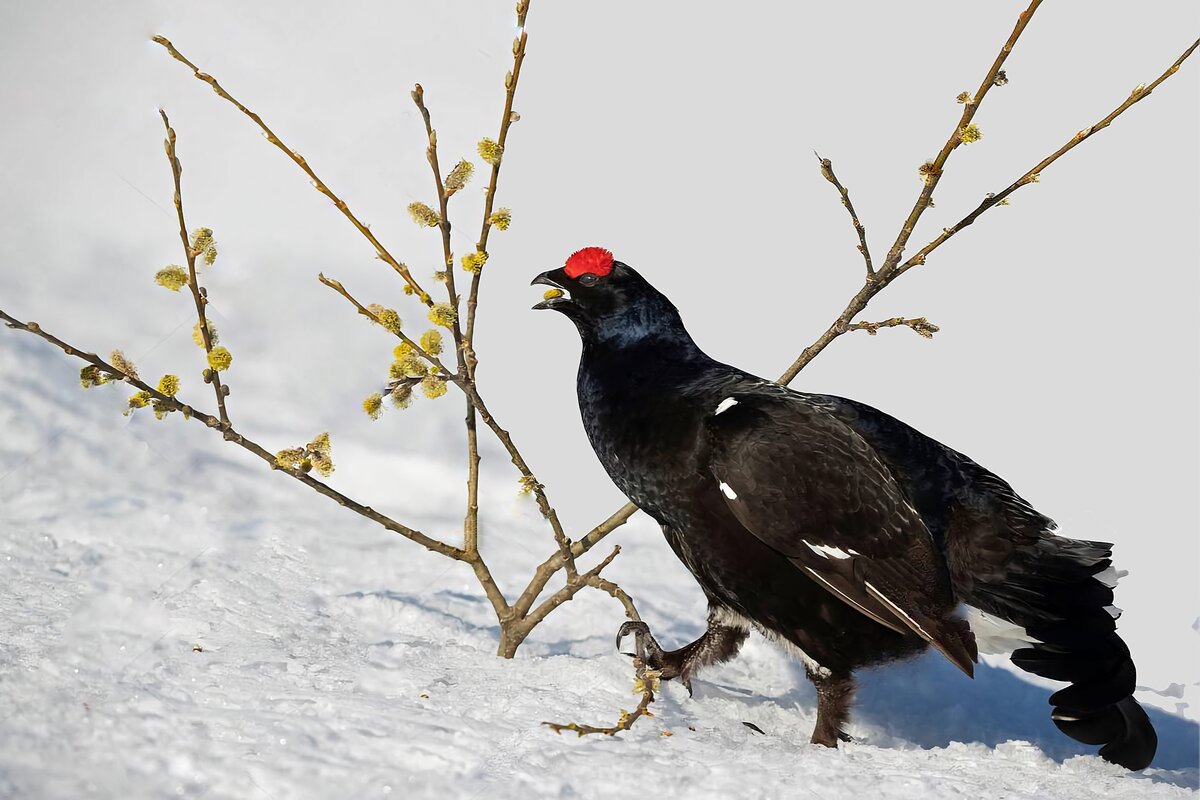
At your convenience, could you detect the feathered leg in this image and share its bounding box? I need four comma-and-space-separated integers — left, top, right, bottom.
616, 607, 748, 694
809, 671, 856, 747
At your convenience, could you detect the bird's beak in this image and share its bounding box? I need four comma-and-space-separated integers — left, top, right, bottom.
531, 269, 574, 311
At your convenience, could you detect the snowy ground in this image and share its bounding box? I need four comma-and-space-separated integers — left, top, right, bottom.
1, 332, 1197, 800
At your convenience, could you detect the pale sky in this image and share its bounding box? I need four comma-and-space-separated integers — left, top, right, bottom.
0, 2, 1196, 695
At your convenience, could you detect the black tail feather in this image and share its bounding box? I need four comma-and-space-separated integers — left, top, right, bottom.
954, 520, 1156, 769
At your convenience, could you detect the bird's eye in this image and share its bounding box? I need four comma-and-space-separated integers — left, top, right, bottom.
577, 274, 599, 287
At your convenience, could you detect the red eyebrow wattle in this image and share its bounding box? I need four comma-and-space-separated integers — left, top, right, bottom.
564, 247, 614, 278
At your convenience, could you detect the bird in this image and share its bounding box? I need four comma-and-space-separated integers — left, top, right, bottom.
531, 246, 1157, 770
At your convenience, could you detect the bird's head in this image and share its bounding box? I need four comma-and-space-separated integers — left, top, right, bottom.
531, 247, 685, 346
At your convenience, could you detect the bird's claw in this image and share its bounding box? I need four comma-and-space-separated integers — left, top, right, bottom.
615, 620, 666, 667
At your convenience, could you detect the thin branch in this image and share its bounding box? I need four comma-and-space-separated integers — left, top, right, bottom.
460, 383, 579, 581
463, 0, 531, 372
317, 273, 455, 377
160, 110, 231, 428
893, 35, 1200, 279
816, 152, 874, 277
847, 316, 939, 338
879, 0, 1043, 275
152, 36, 434, 306
319, 270, 578, 579
409, 83, 483, 557
0, 308, 462, 560
519, 546, 621, 637
543, 653, 658, 737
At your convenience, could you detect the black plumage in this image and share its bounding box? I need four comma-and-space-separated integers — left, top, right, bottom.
532, 250, 1156, 770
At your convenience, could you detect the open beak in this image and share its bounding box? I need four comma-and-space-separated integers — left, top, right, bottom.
531, 269, 574, 311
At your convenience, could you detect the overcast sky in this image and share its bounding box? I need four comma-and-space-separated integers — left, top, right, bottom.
0, 2, 1196, 693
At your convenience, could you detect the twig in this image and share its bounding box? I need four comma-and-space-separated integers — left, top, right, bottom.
817, 153, 874, 277
316, 273, 454, 376
893, 35, 1200, 279
776, 20, 1196, 387
543, 654, 658, 737
847, 316, 939, 338
463, 0, 531, 372
879, 0, 1044, 274
152, 36, 434, 306
0, 308, 462, 560
409, 83, 483, 558
160, 110, 230, 428
319, 270, 579, 580
519, 545, 621, 634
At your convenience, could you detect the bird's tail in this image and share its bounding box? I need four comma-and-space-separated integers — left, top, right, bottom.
952, 524, 1157, 770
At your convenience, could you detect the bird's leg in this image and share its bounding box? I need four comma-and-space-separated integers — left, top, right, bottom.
616, 608, 748, 695
808, 670, 857, 747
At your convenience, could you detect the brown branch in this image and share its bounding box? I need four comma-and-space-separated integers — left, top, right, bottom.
160, 110, 231, 428
459, 383, 579, 581
817, 152, 874, 277
847, 316, 939, 338
0, 307, 463, 561
463, 0, 530, 373
408, 83, 483, 557
879, 0, 1042, 275
893, 35, 1200, 279
543, 653, 658, 737
316, 273, 578, 594
151, 36, 434, 306
317, 273, 454, 377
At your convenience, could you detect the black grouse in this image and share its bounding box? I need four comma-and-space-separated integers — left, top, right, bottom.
532, 247, 1157, 770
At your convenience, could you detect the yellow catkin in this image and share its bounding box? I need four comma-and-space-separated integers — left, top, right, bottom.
477, 138, 503, 166
376, 308, 403, 335
275, 447, 306, 469
444, 159, 475, 194
419, 329, 443, 356
363, 392, 384, 420
460, 251, 488, 273
155, 265, 189, 292
109, 350, 139, 380
390, 384, 414, 409
157, 374, 181, 397
420, 374, 448, 399
79, 365, 108, 388
488, 208, 512, 230
959, 124, 983, 144
206, 346, 232, 372
193, 322, 219, 347
407, 201, 441, 227
428, 303, 457, 329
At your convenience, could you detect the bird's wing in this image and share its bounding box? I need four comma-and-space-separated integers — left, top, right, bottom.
704, 393, 976, 675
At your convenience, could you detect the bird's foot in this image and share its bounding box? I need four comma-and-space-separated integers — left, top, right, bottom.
615, 621, 694, 695
809, 728, 855, 748
615, 620, 667, 665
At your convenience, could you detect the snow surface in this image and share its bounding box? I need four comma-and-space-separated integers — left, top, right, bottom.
2, 330, 1197, 800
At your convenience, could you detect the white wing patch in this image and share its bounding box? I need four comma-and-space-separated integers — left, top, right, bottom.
804, 541, 859, 560
799, 567, 908, 636
865, 581, 932, 640
961, 604, 1039, 655
714, 397, 739, 415
718, 481, 738, 499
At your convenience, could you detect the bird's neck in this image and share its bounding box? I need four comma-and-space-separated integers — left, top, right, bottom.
582, 300, 699, 353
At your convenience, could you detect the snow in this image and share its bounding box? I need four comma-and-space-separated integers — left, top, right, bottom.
1, 335, 1197, 800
